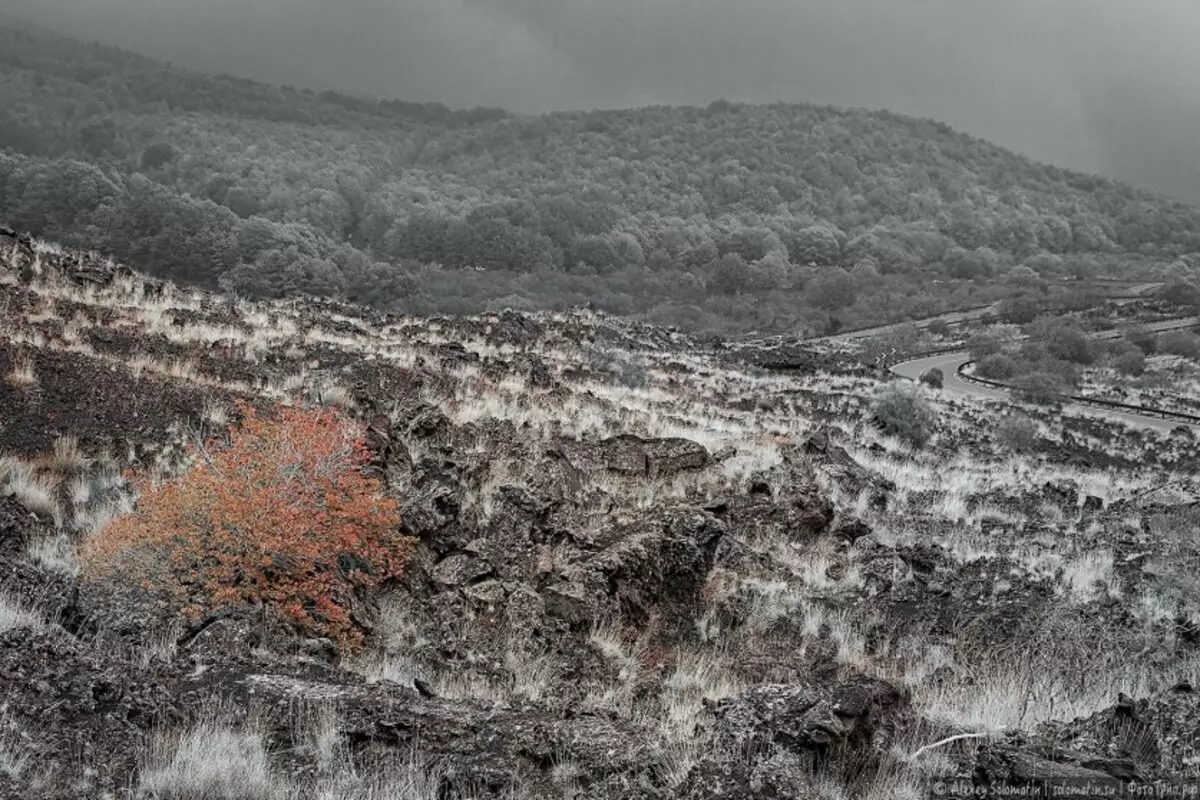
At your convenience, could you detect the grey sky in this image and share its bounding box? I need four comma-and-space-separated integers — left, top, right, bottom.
12, 0, 1200, 200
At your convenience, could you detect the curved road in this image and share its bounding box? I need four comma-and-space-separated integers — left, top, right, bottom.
891, 317, 1200, 433
734, 280, 1162, 351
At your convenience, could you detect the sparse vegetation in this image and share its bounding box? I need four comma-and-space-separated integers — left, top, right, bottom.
2, 179, 1200, 797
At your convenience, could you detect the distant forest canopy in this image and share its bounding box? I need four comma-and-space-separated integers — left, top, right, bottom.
2, 24, 1200, 335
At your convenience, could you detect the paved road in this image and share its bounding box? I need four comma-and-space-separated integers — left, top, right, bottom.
890, 316, 1200, 433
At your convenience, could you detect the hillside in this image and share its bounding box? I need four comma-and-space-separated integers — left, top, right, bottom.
5, 231, 1200, 797
3, 23, 1200, 336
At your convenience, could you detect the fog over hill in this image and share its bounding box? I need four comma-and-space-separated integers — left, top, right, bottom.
8, 0, 1200, 201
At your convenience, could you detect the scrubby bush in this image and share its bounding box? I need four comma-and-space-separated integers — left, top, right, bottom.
870, 384, 937, 448
1050, 328, 1093, 365
966, 332, 1003, 360
1014, 372, 1067, 405
1160, 331, 1200, 361
919, 367, 944, 389
975, 353, 1019, 381
82, 404, 411, 649
926, 319, 951, 337
1125, 326, 1157, 355
1028, 319, 1093, 365
996, 415, 1039, 453
997, 294, 1043, 325
1111, 346, 1146, 376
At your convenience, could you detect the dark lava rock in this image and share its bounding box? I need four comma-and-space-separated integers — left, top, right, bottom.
562, 434, 710, 478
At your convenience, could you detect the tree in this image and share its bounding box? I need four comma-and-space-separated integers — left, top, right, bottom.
710, 252, 748, 296
943, 247, 987, 279
919, 367, 944, 389
787, 224, 842, 265
223, 186, 263, 219
997, 293, 1042, 324
140, 143, 177, 170
1035, 320, 1093, 365
808, 268, 857, 310
81, 404, 413, 649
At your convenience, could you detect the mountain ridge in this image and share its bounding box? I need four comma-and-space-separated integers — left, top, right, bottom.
2, 22, 1198, 337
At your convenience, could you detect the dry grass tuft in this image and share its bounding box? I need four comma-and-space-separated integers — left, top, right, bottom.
136, 720, 278, 800
5, 357, 37, 389
0, 713, 32, 780
0, 593, 46, 633
26, 534, 79, 577
47, 435, 87, 473
0, 456, 61, 524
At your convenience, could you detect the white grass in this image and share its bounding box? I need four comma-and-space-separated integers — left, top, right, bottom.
137, 721, 277, 800
506, 649, 555, 702
5, 357, 36, 388
589, 621, 648, 684
740, 577, 807, 633
0, 713, 31, 779
1061, 550, 1120, 603
25, 533, 78, 576
660, 650, 742, 738
0, 457, 60, 524
314, 382, 354, 409
0, 593, 45, 633
912, 650, 1200, 735
307, 748, 444, 800
48, 435, 86, 472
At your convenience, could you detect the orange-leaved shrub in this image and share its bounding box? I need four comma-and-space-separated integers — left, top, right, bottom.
82, 403, 410, 649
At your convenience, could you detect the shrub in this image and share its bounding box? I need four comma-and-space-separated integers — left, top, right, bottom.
870, 384, 937, 448
919, 367, 944, 389
82, 404, 410, 649
926, 319, 951, 337
1049, 327, 1093, 365
975, 353, 1019, 381
1027, 319, 1093, 365
997, 294, 1042, 324
1014, 372, 1067, 405
1125, 326, 1157, 355
996, 415, 1039, 453
966, 333, 1003, 360
1112, 347, 1146, 377
1160, 331, 1200, 361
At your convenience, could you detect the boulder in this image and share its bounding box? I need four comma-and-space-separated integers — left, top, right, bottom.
431, 553, 492, 587
711, 675, 911, 758
561, 434, 710, 478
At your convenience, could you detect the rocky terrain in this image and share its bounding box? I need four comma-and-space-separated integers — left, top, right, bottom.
3, 230, 1200, 799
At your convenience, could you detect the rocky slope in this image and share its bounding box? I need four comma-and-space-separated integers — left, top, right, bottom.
2, 230, 1200, 798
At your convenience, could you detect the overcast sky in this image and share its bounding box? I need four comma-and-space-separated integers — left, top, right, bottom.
12, 0, 1200, 200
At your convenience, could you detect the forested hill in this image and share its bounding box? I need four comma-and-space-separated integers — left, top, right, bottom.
3, 23, 1199, 335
